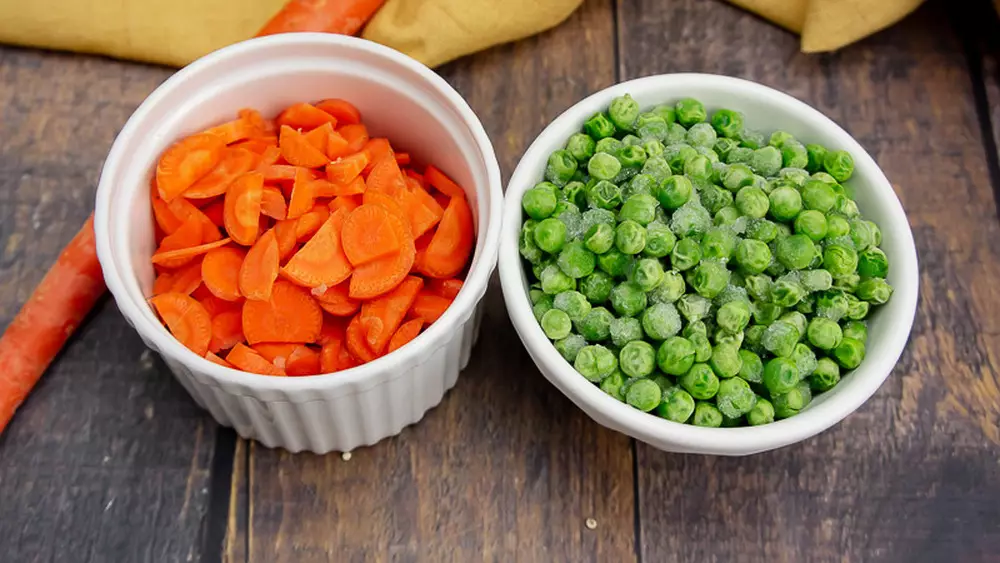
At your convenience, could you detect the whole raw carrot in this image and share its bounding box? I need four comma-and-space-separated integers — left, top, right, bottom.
0, 215, 106, 432
256, 0, 388, 37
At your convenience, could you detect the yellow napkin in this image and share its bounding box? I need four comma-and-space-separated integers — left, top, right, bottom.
0, 0, 581, 68
727, 0, 924, 52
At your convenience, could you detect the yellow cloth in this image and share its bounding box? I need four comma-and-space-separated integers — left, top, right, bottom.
0, 0, 581, 68
727, 0, 924, 52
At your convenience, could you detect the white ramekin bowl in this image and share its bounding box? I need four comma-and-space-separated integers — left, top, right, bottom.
499, 74, 919, 456
94, 34, 502, 454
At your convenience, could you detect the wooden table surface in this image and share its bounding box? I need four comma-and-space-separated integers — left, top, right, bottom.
2, 0, 1000, 561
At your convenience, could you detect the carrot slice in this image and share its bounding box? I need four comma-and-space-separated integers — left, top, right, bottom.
205, 351, 234, 368
304, 122, 334, 155
185, 148, 257, 199
315, 99, 362, 126
318, 316, 348, 346
340, 204, 402, 266
152, 259, 203, 296
202, 118, 255, 145
320, 339, 342, 373
232, 137, 278, 155
150, 293, 212, 356
276, 103, 337, 130
273, 219, 299, 262
239, 108, 275, 136
398, 186, 443, 240
286, 345, 321, 376
427, 278, 464, 299
295, 206, 330, 241
152, 238, 231, 268
311, 177, 361, 198
359, 276, 423, 353
226, 343, 285, 376
198, 293, 240, 318
155, 217, 202, 257
337, 123, 369, 153
152, 197, 184, 234
202, 246, 246, 301
201, 200, 225, 227
326, 151, 369, 185
239, 229, 280, 301
167, 197, 223, 242
366, 152, 407, 196
410, 292, 452, 324
313, 279, 360, 316
287, 167, 317, 219
362, 138, 392, 175
330, 195, 362, 214
209, 309, 244, 354
424, 165, 467, 199
223, 172, 264, 246
362, 190, 406, 219
281, 209, 353, 288
325, 129, 353, 160
345, 314, 380, 363
252, 343, 299, 364
260, 186, 288, 220
394, 153, 411, 167
419, 195, 475, 279
279, 125, 330, 168
261, 164, 302, 182
156, 133, 227, 201
388, 318, 424, 353
349, 212, 415, 299
242, 280, 323, 344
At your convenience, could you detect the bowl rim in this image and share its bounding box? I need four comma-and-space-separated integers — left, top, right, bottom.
498, 72, 919, 453
94, 33, 503, 392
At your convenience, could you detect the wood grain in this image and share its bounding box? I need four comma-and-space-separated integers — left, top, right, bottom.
617, 0, 1000, 561
227, 1, 637, 562
0, 48, 220, 563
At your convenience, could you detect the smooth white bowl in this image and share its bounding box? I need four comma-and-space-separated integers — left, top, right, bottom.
499, 74, 919, 456
94, 34, 503, 453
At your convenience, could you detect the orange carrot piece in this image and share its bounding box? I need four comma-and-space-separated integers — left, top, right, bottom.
330, 195, 362, 214
341, 204, 403, 267
325, 129, 353, 160
294, 205, 330, 241
155, 217, 202, 258
394, 153, 411, 167
318, 316, 349, 346
427, 278, 464, 299
185, 148, 257, 199
150, 293, 212, 356
286, 345, 321, 376
287, 167, 317, 219
167, 197, 223, 242
152, 238, 232, 268
201, 200, 226, 227
410, 292, 452, 324
261, 164, 304, 183
260, 186, 288, 220
365, 152, 407, 196
359, 276, 423, 353
398, 187, 443, 240
338, 123, 369, 153
153, 259, 204, 296
152, 197, 183, 234
424, 165, 467, 199
209, 309, 245, 354
345, 314, 380, 363
320, 339, 342, 373
313, 279, 360, 316
405, 168, 426, 187
224, 172, 264, 246
419, 195, 475, 279
197, 293, 240, 318
239, 108, 276, 136
252, 343, 299, 364
326, 151, 369, 185
275, 103, 337, 131
362, 138, 392, 175
157, 133, 227, 201
303, 122, 334, 155
239, 229, 280, 301
232, 137, 278, 155
315, 99, 362, 126
242, 280, 323, 344
311, 176, 365, 198
349, 212, 415, 299
279, 125, 330, 168
256, 0, 386, 35
408, 180, 445, 217
273, 219, 299, 262
226, 343, 285, 376
281, 209, 353, 288
388, 318, 424, 353
362, 190, 406, 219
202, 118, 255, 145
205, 351, 234, 368
202, 246, 246, 301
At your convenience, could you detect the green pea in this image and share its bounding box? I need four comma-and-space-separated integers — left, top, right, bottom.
615, 220, 647, 255
773, 382, 812, 419
631, 258, 664, 292
709, 342, 743, 379
689, 259, 731, 299
588, 151, 622, 182
545, 149, 578, 187
680, 363, 720, 399
731, 186, 768, 219
639, 302, 682, 341
692, 401, 723, 427
554, 334, 588, 363
654, 175, 693, 209
698, 185, 734, 216
617, 194, 657, 227
584, 112, 616, 140
552, 290, 592, 323
804, 317, 842, 351
618, 146, 647, 170
714, 137, 740, 161
522, 187, 558, 220
710, 109, 744, 139
763, 357, 799, 395
557, 241, 596, 279
747, 397, 775, 426
768, 186, 803, 222
776, 234, 815, 271
636, 114, 670, 142
540, 264, 575, 295
584, 223, 615, 254
800, 269, 833, 292
657, 336, 697, 376
695, 145, 720, 163
832, 337, 865, 369
743, 324, 766, 353
669, 238, 701, 272
716, 377, 757, 418
643, 222, 676, 258
624, 174, 656, 199
823, 150, 854, 182
734, 349, 763, 384
771, 276, 806, 308
656, 388, 696, 423
791, 342, 817, 379
621, 342, 658, 380
794, 210, 828, 242
716, 301, 751, 335
744, 274, 772, 302
577, 307, 615, 342
823, 244, 859, 278
684, 154, 714, 181
778, 167, 810, 187
686, 123, 718, 148
519, 221, 545, 264
675, 98, 707, 127
610, 316, 644, 348
599, 369, 626, 401
649, 271, 686, 304
731, 239, 770, 276
780, 141, 809, 169
610, 281, 647, 317
797, 294, 817, 314
677, 294, 712, 323
845, 294, 870, 320
856, 278, 893, 304
621, 377, 660, 411
663, 144, 696, 174
595, 137, 624, 157
566, 133, 596, 163
752, 301, 784, 326
648, 104, 676, 124
575, 344, 618, 382
533, 217, 567, 254
561, 181, 588, 209
531, 293, 554, 322
836, 197, 860, 218
690, 332, 713, 362
540, 308, 572, 340
816, 290, 850, 321
721, 163, 754, 192
762, 320, 799, 358
608, 94, 640, 131
801, 180, 837, 213
809, 357, 841, 392
597, 248, 633, 278
746, 218, 779, 243
727, 146, 754, 165
805, 144, 828, 173
750, 146, 783, 177
740, 129, 766, 150
842, 320, 867, 343
858, 248, 889, 279
579, 271, 614, 304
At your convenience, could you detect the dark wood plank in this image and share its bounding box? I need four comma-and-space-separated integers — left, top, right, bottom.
229, 2, 637, 562
616, 1, 1000, 561
0, 48, 221, 563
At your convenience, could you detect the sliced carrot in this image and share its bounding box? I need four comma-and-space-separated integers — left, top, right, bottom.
185, 148, 257, 199
156, 133, 227, 201
337, 123, 369, 153
349, 212, 416, 299
388, 318, 424, 353
209, 309, 245, 353
152, 238, 231, 269
295, 205, 330, 241
152, 197, 183, 234
315, 99, 362, 126
326, 151, 369, 185
405, 168, 426, 187
330, 195, 362, 214
276, 103, 337, 131
155, 217, 202, 257
252, 343, 299, 364
345, 314, 380, 363
310, 177, 362, 198
362, 190, 406, 219
198, 293, 240, 318
325, 129, 353, 160
226, 343, 285, 376
239, 108, 276, 136
359, 276, 423, 353
341, 204, 402, 266
261, 164, 301, 182
410, 292, 452, 324
281, 209, 353, 288
202, 246, 246, 301
201, 200, 226, 227
424, 165, 467, 199
279, 125, 330, 168
431, 191, 451, 210
287, 167, 317, 219
419, 195, 475, 279
167, 197, 223, 243
427, 278, 464, 299
313, 279, 360, 316
394, 153, 411, 167
362, 138, 392, 175
150, 293, 212, 356
273, 219, 299, 262
202, 118, 255, 145
205, 351, 234, 368
233, 137, 279, 155
398, 186, 443, 239
318, 316, 348, 346
320, 339, 342, 373
152, 259, 203, 296
242, 280, 323, 344
260, 186, 288, 220
286, 345, 321, 376
239, 229, 280, 301
223, 172, 264, 246
408, 180, 445, 217
366, 152, 407, 196
304, 122, 334, 155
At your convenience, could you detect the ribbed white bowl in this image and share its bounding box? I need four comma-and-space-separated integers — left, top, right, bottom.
94, 34, 502, 453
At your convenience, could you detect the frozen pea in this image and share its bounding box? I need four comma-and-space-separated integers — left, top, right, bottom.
692, 402, 724, 427
615, 220, 647, 255
845, 294, 870, 320
768, 186, 803, 222
805, 144, 828, 173
800, 269, 833, 292
557, 241, 596, 278
610, 316, 645, 348
619, 145, 648, 169
856, 278, 893, 305
656, 388, 696, 423
540, 264, 575, 295
608, 94, 640, 131
743, 324, 766, 353
823, 244, 859, 278
610, 281, 647, 317
684, 155, 714, 180
857, 247, 889, 279
553, 290, 592, 322
540, 309, 572, 340
621, 341, 657, 379
632, 258, 665, 292
545, 149, 578, 187
586, 179, 623, 210
519, 221, 545, 264
649, 271, 687, 304
575, 344, 618, 382
744, 274, 772, 302
619, 194, 658, 226
714, 206, 742, 226
734, 239, 772, 275
688, 259, 731, 299
779, 310, 808, 338
675, 98, 707, 127
794, 210, 828, 242
762, 320, 799, 357
680, 363, 720, 400
807, 317, 842, 350
657, 336, 697, 376
636, 114, 669, 142
584, 112, 616, 140
534, 217, 567, 254
716, 377, 757, 418
746, 218, 779, 243
735, 186, 770, 219
714, 328, 744, 348
752, 301, 784, 326
791, 342, 818, 378
690, 332, 713, 362
751, 146, 783, 177
832, 337, 866, 369
809, 357, 841, 392
781, 141, 809, 169
566, 133, 596, 163
643, 222, 676, 258
671, 238, 702, 271
842, 320, 867, 343
655, 175, 693, 210
801, 180, 837, 213
739, 129, 766, 150
600, 370, 626, 401
773, 382, 812, 419
579, 271, 614, 304
699, 185, 735, 215
584, 223, 615, 254
532, 293, 554, 322
700, 227, 738, 261
816, 290, 851, 321
669, 200, 713, 239
588, 152, 621, 183
578, 307, 615, 342
722, 163, 755, 192
597, 248, 633, 278
747, 397, 775, 426
554, 334, 588, 363
714, 138, 740, 162
737, 349, 764, 384
763, 357, 799, 395
625, 377, 662, 412
776, 234, 816, 271
642, 155, 673, 181
823, 150, 854, 182
716, 300, 752, 335
686, 122, 718, 147
643, 139, 666, 159
523, 186, 558, 220
678, 294, 713, 323
710, 109, 744, 139
727, 146, 754, 165
642, 302, 682, 341
771, 276, 807, 307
